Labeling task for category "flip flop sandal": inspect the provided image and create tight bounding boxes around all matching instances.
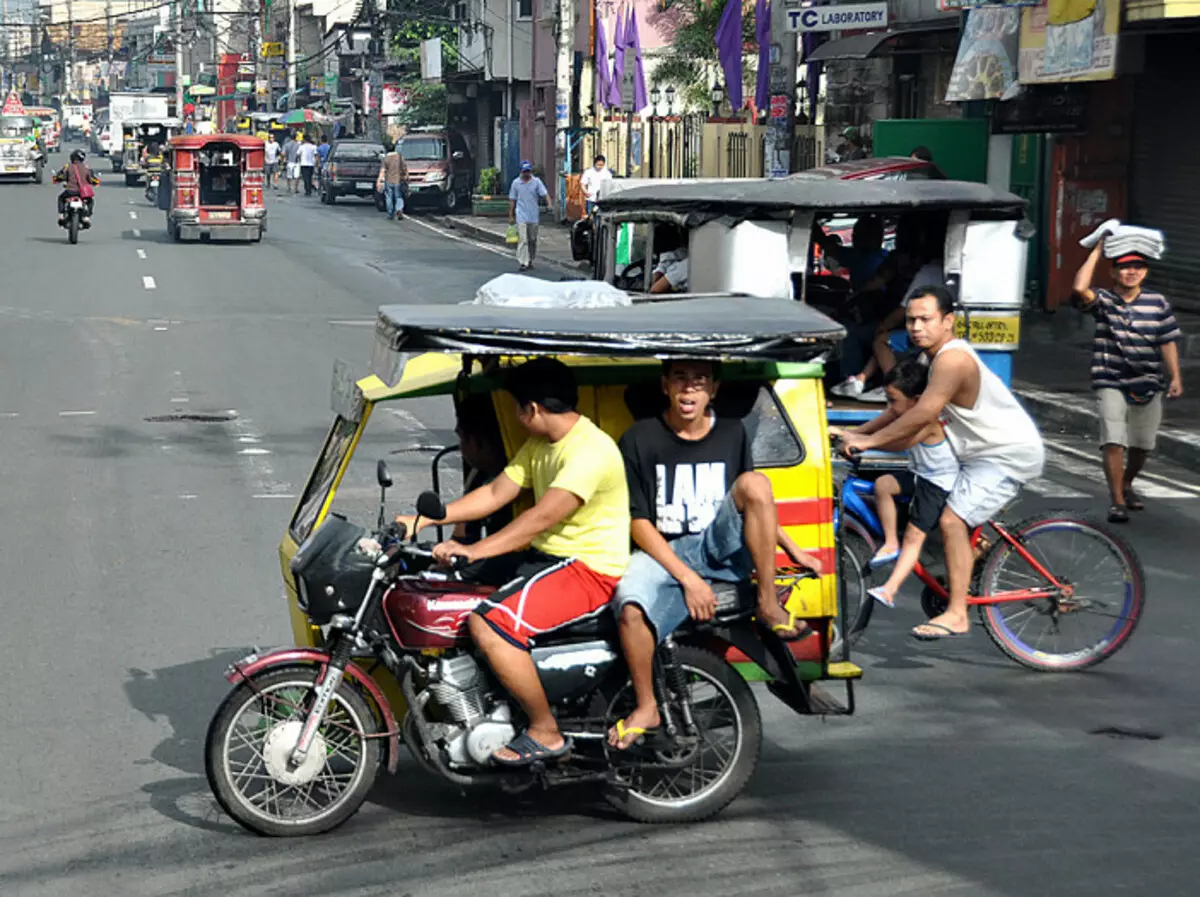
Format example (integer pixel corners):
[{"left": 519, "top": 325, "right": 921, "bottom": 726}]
[
  {"left": 911, "top": 621, "right": 970, "bottom": 641},
  {"left": 766, "top": 611, "right": 817, "bottom": 643},
  {"left": 1124, "top": 489, "right": 1145, "bottom": 511},
  {"left": 610, "top": 718, "right": 661, "bottom": 750},
  {"left": 867, "top": 586, "right": 895, "bottom": 608},
  {"left": 491, "top": 731, "right": 573, "bottom": 768},
  {"left": 869, "top": 548, "right": 900, "bottom": 570},
  {"left": 1108, "top": 504, "right": 1130, "bottom": 524}
]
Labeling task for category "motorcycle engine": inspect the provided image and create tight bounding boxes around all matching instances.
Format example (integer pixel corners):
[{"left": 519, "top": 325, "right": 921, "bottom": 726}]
[{"left": 427, "top": 655, "right": 515, "bottom": 767}]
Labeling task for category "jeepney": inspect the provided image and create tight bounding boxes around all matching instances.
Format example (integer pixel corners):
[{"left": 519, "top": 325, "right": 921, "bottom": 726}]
[
  {"left": 122, "top": 118, "right": 183, "bottom": 186},
  {"left": 0, "top": 115, "right": 46, "bottom": 182}
]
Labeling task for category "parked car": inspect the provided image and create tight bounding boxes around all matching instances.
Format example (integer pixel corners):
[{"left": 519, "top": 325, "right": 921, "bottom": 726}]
[
  {"left": 318, "top": 139, "right": 386, "bottom": 205},
  {"left": 787, "top": 156, "right": 945, "bottom": 183},
  {"left": 397, "top": 128, "right": 473, "bottom": 213}
]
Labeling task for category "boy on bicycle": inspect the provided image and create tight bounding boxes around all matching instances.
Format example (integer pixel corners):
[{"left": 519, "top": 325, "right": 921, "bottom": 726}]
[{"left": 835, "top": 360, "right": 958, "bottom": 608}]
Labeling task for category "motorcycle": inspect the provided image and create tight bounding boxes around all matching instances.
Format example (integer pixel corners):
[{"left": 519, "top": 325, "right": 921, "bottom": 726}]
[
  {"left": 145, "top": 173, "right": 160, "bottom": 204},
  {"left": 61, "top": 196, "right": 89, "bottom": 245},
  {"left": 205, "top": 460, "right": 813, "bottom": 836}
]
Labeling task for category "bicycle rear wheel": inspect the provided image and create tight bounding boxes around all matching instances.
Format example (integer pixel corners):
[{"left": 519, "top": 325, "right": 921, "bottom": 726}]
[{"left": 975, "top": 516, "right": 1145, "bottom": 671}]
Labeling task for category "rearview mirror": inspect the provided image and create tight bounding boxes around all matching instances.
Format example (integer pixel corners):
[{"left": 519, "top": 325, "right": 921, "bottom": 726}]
[
  {"left": 416, "top": 491, "right": 446, "bottom": 521},
  {"left": 376, "top": 460, "right": 393, "bottom": 488}
]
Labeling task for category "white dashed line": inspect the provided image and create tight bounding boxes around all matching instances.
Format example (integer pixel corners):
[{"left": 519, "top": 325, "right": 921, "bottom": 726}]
[
  {"left": 137, "top": 249, "right": 147, "bottom": 259},
  {"left": 170, "top": 397, "right": 189, "bottom": 403},
  {"left": 129, "top": 210, "right": 138, "bottom": 220},
  {"left": 252, "top": 493, "right": 296, "bottom": 500},
  {"left": 58, "top": 410, "right": 96, "bottom": 417},
  {"left": 132, "top": 228, "right": 141, "bottom": 237},
  {"left": 178, "top": 494, "right": 198, "bottom": 500},
  {"left": 237, "top": 435, "right": 260, "bottom": 444},
  {"left": 238, "top": 448, "right": 271, "bottom": 456},
  {"left": 0, "top": 413, "right": 18, "bottom": 418},
  {"left": 328, "top": 319, "right": 376, "bottom": 327},
  {"left": 143, "top": 276, "right": 157, "bottom": 290}
]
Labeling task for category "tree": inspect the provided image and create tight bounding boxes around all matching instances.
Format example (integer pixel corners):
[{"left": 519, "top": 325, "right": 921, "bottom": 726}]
[
  {"left": 648, "top": 0, "right": 759, "bottom": 111},
  {"left": 388, "top": 14, "right": 456, "bottom": 126}
]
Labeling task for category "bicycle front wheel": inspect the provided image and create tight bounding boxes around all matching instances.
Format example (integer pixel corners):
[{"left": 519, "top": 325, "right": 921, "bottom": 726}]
[{"left": 976, "top": 516, "right": 1145, "bottom": 671}]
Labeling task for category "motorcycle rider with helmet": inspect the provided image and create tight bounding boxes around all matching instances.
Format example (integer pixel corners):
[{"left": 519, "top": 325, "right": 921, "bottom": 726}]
[{"left": 53, "top": 149, "right": 100, "bottom": 227}]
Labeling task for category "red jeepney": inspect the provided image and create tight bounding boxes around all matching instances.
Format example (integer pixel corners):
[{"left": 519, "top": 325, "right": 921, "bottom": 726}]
[{"left": 163, "top": 134, "right": 266, "bottom": 243}]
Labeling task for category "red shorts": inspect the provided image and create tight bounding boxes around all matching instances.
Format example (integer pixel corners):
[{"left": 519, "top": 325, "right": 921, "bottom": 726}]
[{"left": 469, "top": 549, "right": 619, "bottom": 650}]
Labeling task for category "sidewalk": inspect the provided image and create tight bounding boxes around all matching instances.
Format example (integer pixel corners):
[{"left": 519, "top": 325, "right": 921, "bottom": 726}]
[
  {"left": 1013, "top": 309, "right": 1200, "bottom": 470},
  {"left": 435, "top": 214, "right": 589, "bottom": 278},
  {"left": 434, "top": 214, "right": 1200, "bottom": 469}
]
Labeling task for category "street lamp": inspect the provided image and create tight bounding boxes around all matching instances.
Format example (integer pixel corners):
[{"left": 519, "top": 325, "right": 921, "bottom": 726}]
[
  {"left": 650, "top": 85, "right": 661, "bottom": 112},
  {"left": 711, "top": 82, "right": 724, "bottom": 118},
  {"left": 665, "top": 85, "right": 676, "bottom": 114}
]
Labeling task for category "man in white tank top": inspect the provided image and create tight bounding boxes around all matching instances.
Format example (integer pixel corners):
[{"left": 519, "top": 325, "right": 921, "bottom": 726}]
[{"left": 842, "top": 287, "right": 1045, "bottom": 639}]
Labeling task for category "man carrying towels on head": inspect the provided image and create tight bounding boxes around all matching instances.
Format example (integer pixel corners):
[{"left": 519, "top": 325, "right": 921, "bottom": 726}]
[{"left": 1074, "top": 221, "right": 1184, "bottom": 524}]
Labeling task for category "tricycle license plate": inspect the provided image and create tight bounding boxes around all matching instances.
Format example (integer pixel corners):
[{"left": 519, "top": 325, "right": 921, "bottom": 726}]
[
  {"left": 953, "top": 315, "right": 1020, "bottom": 349},
  {"left": 356, "top": 181, "right": 373, "bottom": 189},
  {"left": 208, "top": 211, "right": 233, "bottom": 220}
]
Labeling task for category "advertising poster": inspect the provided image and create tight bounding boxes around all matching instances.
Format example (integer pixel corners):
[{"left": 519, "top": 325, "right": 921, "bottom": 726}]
[
  {"left": 1019, "top": 0, "right": 1119, "bottom": 83},
  {"left": 945, "top": 6, "right": 1022, "bottom": 102}
]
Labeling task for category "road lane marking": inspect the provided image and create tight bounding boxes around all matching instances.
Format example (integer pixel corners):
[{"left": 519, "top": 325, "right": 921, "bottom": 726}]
[
  {"left": 137, "top": 249, "right": 147, "bottom": 259},
  {"left": 328, "top": 319, "right": 375, "bottom": 326},
  {"left": 179, "top": 494, "right": 198, "bottom": 500},
  {"left": 0, "top": 413, "right": 18, "bottom": 418},
  {"left": 129, "top": 211, "right": 138, "bottom": 219},
  {"left": 1044, "top": 439, "right": 1200, "bottom": 497},
  {"left": 253, "top": 493, "right": 296, "bottom": 499},
  {"left": 58, "top": 410, "right": 96, "bottom": 417},
  {"left": 1024, "top": 479, "right": 1089, "bottom": 500},
  {"left": 143, "top": 276, "right": 157, "bottom": 290},
  {"left": 170, "top": 397, "right": 189, "bottom": 403},
  {"left": 406, "top": 215, "right": 514, "bottom": 260},
  {"left": 132, "top": 228, "right": 141, "bottom": 237},
  {"left": 238, "top": 448, "right": 271, "bottom": 455}
]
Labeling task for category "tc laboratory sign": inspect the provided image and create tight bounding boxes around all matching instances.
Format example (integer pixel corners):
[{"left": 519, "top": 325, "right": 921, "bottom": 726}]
[{"left": 786, "top": 2, "right": 888, "bottom": 31}]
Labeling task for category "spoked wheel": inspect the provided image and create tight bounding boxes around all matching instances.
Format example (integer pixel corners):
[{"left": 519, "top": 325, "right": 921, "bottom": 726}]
[
  {"left": 975, "top": 516, "right": 1145, "bottom": 671},
  {"left": 834, "top": 519, "right": 878, "bottom": 652},
  {"left": 205, "top": 667, "right": 380, "bottom": 836},
  {"left": 604, "top": 645, "right": 761, "bottom": 823}
]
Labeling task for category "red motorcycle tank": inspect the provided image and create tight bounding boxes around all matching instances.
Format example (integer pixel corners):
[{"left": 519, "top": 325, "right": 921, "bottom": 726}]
[{"left": 383, "top": 580, "right": 493, "bottom": 648}]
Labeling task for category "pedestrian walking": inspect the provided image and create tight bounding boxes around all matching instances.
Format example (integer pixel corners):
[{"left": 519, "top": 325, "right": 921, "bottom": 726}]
[
  {"left": 283, "top": 133, "right": 301, "bottom": 194},
  {"left": 299, "top": 135, "right": 318, "bottom": 196},
  {"left": 317, "top": 135, "right": 332, "bottom": 172},
  {"left": 508, "top": 161, "right": 551, "bottom": 271},
  {"left": 376, "top": 140, "right": 409, "bottom": 220},
  {"left": 264, "top": 134, "right": 281, "bottom": 189},
  {"left": 580, "top": 154, "right": 612, "bottom": 216},
  {"left": 1073, "top": 231, "right": 1183, "bottom": 523}
]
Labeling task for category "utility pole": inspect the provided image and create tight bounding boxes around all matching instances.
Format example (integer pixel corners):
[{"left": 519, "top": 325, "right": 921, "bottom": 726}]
[
  {"left": 175, "top": 0, "right": 186, "bottom": 115},
  {"left": 65, "top": 0, "right": 74, "bottom": 100},
  {"left": 285, "top": 0, "right": 296, "bottom": 109},
  {"left": 764, "top": 0, "right": 797, "bottom": 176},
  {"left": 105, "top": 0, "right": 113, "bottom": 92},
  {"left": 2, "top": 0, "right": 9, "bottom": 94},
  {"left": 553, "top": 0, "right": 575, "bottom": 218}
]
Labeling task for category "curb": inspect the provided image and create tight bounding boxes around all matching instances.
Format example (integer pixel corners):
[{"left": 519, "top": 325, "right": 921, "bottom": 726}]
[
  {"left": 435, "top": 216, "right": 589, "bottom": 279},
  {"left": 1016, "top": 384, "right": 1200, "bottom": 471}
]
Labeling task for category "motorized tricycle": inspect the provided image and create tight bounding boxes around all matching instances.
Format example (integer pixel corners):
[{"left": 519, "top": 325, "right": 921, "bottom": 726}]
[
  {"left": 161, "top": 134, "right": 266, "bottom": 242},
  {"left": 204, "top": 294, "right": 868, "bottom": 836}
]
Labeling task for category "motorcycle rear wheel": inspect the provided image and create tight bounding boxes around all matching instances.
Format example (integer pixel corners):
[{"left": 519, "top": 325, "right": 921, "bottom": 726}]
[
  {"left": 205, "top": 666, "right": 381, "bottom": 837},
  {"left": 604, "top": 645, "right": 761, "bottom": 824},
  {"left": 67, "top": 213, "right": 78, "bottom": 244}
]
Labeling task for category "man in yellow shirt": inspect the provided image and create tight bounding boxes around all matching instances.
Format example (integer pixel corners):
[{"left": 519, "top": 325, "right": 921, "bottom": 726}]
[{"left": 400, "top": 358, "right": 630, "bottom": 767}]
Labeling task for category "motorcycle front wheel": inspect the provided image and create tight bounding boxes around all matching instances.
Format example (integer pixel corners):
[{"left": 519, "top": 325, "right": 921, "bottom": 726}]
[
  {"left": 205, "top": 666, "right": 381, "bottom": 837},
  {"left": 604, "top": 645, "right": 762, "bottom": 824}
]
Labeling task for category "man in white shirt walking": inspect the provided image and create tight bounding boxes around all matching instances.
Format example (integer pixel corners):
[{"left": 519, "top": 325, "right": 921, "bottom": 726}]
[
  {"left": 580, "top": 154, "right": 612, "bottom": 216},
  {"left": 508, "top": 161, "right": 551, "bottom": 271},
  {"left": 264, "top": 134, "right": 281, "bottom": 190},
  {"left": 840, "top": 286, "right": 1045, "bottom": 640},
  {"left": 298, "top": 135, "right": 318, "bottom": 196}
]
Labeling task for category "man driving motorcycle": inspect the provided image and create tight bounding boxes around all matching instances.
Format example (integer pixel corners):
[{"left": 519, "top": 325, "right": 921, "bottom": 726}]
[
  {"left": 53, "top": 149, "right": 99, "bottom": 225},
  {"left": 396, "top": 358, "right": 631, "bottom": 767}
]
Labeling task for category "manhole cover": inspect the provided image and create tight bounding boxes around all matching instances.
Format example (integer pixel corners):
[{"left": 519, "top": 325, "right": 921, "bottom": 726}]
[
  {"left": 144, "top": 413, "right": 234, "bottom": 423},
  {"left": 1089, "top": 726, "right": 1162, "bottom": 741}
]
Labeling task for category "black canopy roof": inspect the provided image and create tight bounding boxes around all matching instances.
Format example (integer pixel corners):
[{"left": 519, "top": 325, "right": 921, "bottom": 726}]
[
  {"left": 597, "top": 177, "right": 1026, "bottom": 218},
  {"left": 375, "top": 296, "right": 846, "bottom": 360}
]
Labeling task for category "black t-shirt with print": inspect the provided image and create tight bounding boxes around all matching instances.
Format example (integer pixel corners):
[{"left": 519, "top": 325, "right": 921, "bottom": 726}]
[{"left": 619, "top": 415, "right": 753, "bottom": 540}]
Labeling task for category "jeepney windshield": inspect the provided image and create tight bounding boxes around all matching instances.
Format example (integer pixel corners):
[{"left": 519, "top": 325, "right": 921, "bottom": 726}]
[{"left": 0, "top": 116, "right": 35, "bottom": 137}]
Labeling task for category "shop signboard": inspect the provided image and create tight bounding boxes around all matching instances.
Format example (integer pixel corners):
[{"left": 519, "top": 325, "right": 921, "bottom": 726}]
[
  {"left": 1018, "top": 0, "right": 1118, "bottom": 83},
  {"left": 945, "top": 6, "right": 1021, "bottom": 101},
  {"left": 785, "top": 2, "right": 887, "bottom": 31},
  {"left": 991, "top": 83, "right": 1088, "bottom": 133}
]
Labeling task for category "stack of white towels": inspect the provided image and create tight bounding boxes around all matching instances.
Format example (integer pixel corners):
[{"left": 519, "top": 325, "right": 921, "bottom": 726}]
[{"left": 1080, "top": 218, "right": 1166, "bottom": 260}]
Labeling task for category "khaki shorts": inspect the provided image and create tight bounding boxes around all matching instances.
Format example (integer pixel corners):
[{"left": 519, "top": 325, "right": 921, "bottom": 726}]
[{"left": 1098, "top": 388, "right": 1163, "bottom": 451}]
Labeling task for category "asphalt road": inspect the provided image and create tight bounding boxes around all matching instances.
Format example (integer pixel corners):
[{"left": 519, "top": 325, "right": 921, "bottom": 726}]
[{"left": 2, "top": 148, "right": 1200, "bottom": 897}]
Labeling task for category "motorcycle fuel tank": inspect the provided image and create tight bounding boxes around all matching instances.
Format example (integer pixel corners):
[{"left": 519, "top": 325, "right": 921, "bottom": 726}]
[{"left": 383, "top": 580, "right": 491, "bottom": 649}]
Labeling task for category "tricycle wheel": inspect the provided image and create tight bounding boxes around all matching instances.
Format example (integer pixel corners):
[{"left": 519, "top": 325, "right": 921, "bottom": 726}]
[
  {"left": 205, "top": 666, "right": 381, "bottom": 837},
  {"left": 605, "top": 645, "right": 760, "bottom": 824}
]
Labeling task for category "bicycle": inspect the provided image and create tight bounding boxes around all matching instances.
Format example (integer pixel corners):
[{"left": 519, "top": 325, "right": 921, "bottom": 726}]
[{"left": 833, "top": 447, "right": 1146, "bottom": 672}]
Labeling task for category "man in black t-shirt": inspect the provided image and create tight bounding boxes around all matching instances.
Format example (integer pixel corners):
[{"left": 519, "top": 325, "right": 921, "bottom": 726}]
[{"left": 608, "top": 360, "right": 823, "bottom": 750}]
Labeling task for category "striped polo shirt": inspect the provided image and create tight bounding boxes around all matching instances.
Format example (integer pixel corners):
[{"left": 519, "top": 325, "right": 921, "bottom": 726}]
[{"left": 1088, "top": 288, "right": 1182, "bottom": 393}]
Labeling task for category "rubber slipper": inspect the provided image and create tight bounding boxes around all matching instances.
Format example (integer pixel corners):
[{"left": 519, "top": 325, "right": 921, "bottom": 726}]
[
  {"left": 869, "top": 548, "right": 900, "bottom": 569},
  {"left": 1124, "top": 488, "right": 1145, "bottom": 511},
  {"left": 610, "top": 718, "right": 661, "bottom": 751},
  {"left": 491, "top": 731, "right": 573, "bottom": 767},
  {"left": 867, "top": 586, "right": 895, "bottom": 608},
  {"left": 911, "top": 621, "right": 969, "bottom": 641},
  {"left": 1108, "top": 504, "right": 1130, "bottom": 524},
  {"left": 766, "top": 611, "right": 817, "bottom": 643}
]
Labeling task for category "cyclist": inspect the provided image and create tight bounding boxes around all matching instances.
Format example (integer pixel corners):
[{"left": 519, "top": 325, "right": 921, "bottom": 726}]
[{"left": 840, "top": 286, "right": 1044, "bottom": 639}]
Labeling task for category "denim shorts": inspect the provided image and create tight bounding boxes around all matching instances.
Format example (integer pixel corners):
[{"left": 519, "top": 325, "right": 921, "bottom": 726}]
[{"left": 612, "top": 493, "right": 751, "bottom": 643}]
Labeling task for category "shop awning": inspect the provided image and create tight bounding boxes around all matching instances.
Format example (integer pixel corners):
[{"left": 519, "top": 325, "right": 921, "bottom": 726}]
[{"left": 804, "top": 21, "right": 957, "bottom": 63}]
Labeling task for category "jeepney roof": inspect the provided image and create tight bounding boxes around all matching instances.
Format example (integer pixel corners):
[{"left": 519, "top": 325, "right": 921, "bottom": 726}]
[
  {"left": 373, "top": 295, "right": 845, "bottom": 364},
  {"left": 597, "top": 177, "right": 1026, "bottom": 218}
]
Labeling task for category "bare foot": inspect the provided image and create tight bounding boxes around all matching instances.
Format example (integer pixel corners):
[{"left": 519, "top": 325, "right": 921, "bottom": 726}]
[
  {"left": 606, "top": 705, "right": 662, "bottom": 749},
  {"left": 911, "top": 612, "right": 969, "bottom": 638}
]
